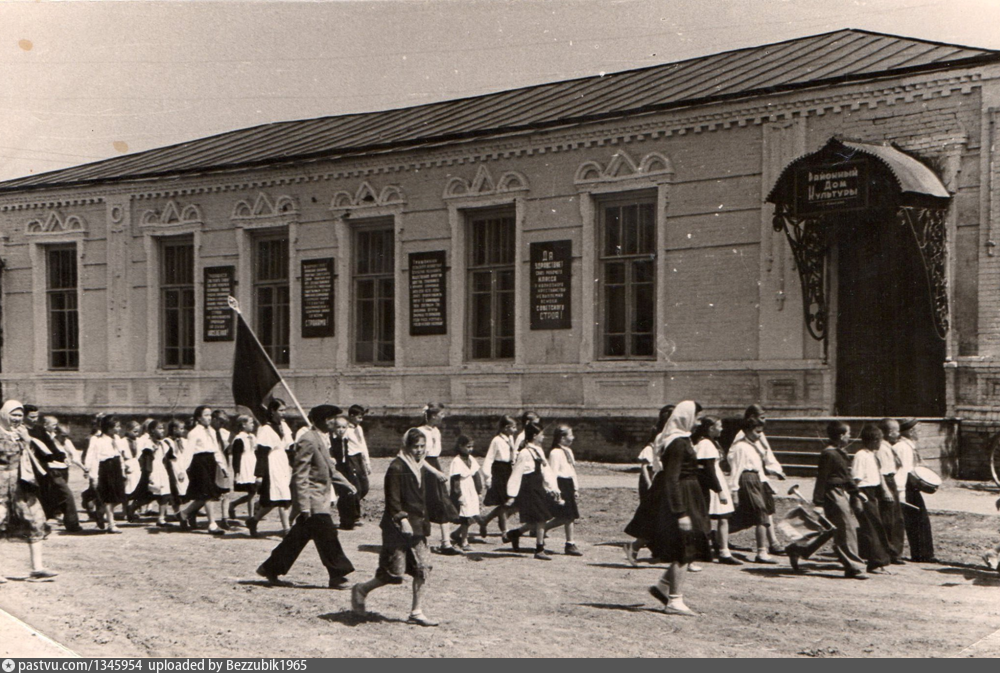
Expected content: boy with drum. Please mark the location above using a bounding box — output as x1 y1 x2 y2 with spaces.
895 419 936 562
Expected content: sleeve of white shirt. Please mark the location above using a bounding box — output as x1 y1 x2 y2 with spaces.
357 426 371 463
449 456 463 477
638 445 654 464
851 451 871 485
506 449 532 498
760 434 785 477
727 443 747 492
84 436 101 476
482 437 500 477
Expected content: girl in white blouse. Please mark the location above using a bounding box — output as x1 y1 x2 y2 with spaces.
417 404 459 554
85 415 129 534
505 422 561 560
178 406 229 535
478 415 518 539
142 419 183 528
544 424 582 556
448 435 483 551
227 415 258 520
247 399 293 538
728 417 777 563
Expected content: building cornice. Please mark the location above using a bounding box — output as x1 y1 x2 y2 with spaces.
0 70 986 211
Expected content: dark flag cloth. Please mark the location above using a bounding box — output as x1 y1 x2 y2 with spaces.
232 311 282 424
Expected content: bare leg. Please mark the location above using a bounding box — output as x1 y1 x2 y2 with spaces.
278 506 290 535
411 576 426 615
105 503 120 532
717 519 733 556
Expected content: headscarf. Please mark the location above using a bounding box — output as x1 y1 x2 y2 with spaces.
2 399 42 483
398 427 426 485
655 400 698 452
0 400 27 441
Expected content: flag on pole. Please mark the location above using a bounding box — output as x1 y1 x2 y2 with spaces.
232 310 282 423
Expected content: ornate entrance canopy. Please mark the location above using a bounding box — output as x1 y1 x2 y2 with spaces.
766 138 952 341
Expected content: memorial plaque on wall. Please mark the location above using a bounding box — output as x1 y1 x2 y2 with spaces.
203 266 235 342
409 250 447 336
301 258 336 338
530 240 572 330
793 160 869 216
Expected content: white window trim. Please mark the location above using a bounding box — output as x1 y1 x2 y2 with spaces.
576 180 671 365
447 194 525 367
333 207 403 370
30 233 85 373
143 225 201 372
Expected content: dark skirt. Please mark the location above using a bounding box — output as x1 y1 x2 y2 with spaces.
185 452 223 502
647 476 711 564
484 461 513 507
97 456 127 505
234 482 256 494
625 471 665 540
857 485 892 569
550 477 579 521
424 456 460 525
515 468 552 525
638 474 650 502
729 471 775 533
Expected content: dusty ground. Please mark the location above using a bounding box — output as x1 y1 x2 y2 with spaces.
2 460 1000 658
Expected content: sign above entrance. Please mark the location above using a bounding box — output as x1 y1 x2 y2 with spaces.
793 160 869 216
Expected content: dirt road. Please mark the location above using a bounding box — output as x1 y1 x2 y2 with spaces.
1 462 999 658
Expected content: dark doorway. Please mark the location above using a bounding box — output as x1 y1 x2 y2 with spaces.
835 208 946 416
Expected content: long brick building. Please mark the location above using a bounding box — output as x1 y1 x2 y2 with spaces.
1 29 998 475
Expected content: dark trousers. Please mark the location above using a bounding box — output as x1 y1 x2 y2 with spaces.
347 454 370 499
335 463 363 529
858 486 892 570
878 476 906 561
260 513 354 580
903 482 935 562
41 468 81 531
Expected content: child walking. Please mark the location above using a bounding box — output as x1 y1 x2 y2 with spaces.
728 417 778 563
247 399 293 538
544 424 582 556
479 415 517 539
228 415 258 520
85 414 128 534
351 428 439 627
449 435 483 551
505 421 561 560
416 404 460 554
143 419 182 527
691 416 741 565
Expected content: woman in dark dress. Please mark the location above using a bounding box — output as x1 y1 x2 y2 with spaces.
635 401 708 617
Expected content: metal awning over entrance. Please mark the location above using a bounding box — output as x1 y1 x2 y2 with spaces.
766 137 951 342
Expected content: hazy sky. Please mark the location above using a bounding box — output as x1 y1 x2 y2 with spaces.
3 0 1000 183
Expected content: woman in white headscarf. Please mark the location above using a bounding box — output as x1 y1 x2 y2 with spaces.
0 400 57 581
628 401 708 617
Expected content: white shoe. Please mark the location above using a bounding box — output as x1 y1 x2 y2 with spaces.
664 598 698 617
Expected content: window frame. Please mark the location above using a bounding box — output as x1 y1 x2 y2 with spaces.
465 207 516 362
159 236 196 370
351 221 395 366
596 192 658 361
252 231 291 368
45 244 80 371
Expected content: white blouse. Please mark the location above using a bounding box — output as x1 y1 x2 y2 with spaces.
726 438 765 492
548 447 578 489
417 425 443 458
852 449 883 488
84 434 127 474
482 433 516 475
506 443 558 498
876 441 901 476
892 437 916 492
637 443 662 474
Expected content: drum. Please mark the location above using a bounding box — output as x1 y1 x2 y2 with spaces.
908 466 942 494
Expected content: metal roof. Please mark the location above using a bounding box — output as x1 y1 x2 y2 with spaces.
3 28 998 193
